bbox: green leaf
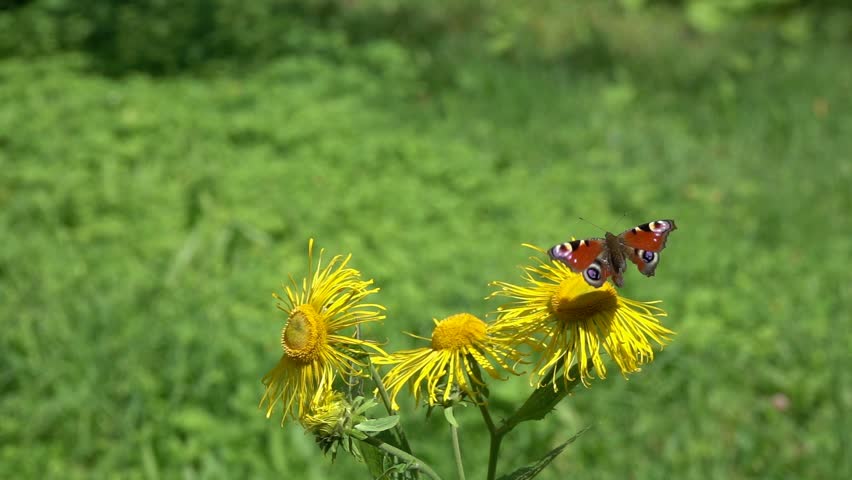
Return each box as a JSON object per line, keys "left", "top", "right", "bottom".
{"left": 496, "top": 427, "right": 590, "bottom": 480}
{"left": 443, "top": 406, "right": 459, "bottom": 428}
{"left": 353, "top": 397, "right": 378, "bottom": 416}
{"left": 504, "top": 365, "right": 581, "bottom": 430}
{"left": 359, "top": 440, "right": 387, "bottom": 478}
{"left": 358, "top": 435, "right": 419, "bottom": 480}
{"left": 354, "top": 416, "right": 400, "bottom": 433}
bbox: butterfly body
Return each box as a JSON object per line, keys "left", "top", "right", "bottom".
{"left": 548, "top": 220, "right": 677, "bottom": 288}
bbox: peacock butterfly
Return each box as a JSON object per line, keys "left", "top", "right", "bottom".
{"left": 548, "top": 220, "right": 677, "bottom": 288}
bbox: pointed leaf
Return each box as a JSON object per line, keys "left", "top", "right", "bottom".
{"left": 353, "top": 397, "right": 378, "bottom": 416}
{"left": 355, "top": 416, "right": 400, "bottom": 433}
{"left": 504, "top": 365, "right": 581, "bottom": 430}
{"left": 359, "top": 440, "right": 387, "bottom": 478}
{"left": 359, "top": 436, "right": 419, "bottom": 480}
{"left": 496, "top": 427, "right": 590, "bottom": 480}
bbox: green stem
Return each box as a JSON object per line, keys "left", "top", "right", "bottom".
{"left": 450, "top": 423, "right": 466, "bottom": 480}
{"left": 370, "top": 361, "right": 394, "bottom": 415}
{"left": 348, "top": 325, "right": 362, "bottom": 398}
{"left": 483, "top": 363, "right": 581, "bottom": 480}
{"left": 477, "top": 400, "right": 503, "bottom": 480}
{"left": 468, "top": 362, "right": 502, "bottom": 480}
{"left": 486, "top": 428, "right": 503, "bottom": 480}
{"left": 370, "top": 361, "right": 413, "bottom": 454}
{"left": 363, "top": 436, "right": 443, "bottom": 480}
{"left": 478, "top": 398, "right": 497, "bottom": 436}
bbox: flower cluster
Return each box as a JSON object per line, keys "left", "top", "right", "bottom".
{"left": 260, "top": 239, "right": 674, "bottom": 448}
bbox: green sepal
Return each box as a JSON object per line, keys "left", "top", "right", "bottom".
{"left": 443, "top": 405, "right": 459, "bottom": 428}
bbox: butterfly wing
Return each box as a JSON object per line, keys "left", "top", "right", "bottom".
{"left": 548, "top": 238, "right": 611, "bottom": 288}
{"left": 619, "top": 220, "right": 677, "bottom": 277}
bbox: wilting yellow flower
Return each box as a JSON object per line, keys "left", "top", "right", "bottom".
{"left": 375, "top": 313, "right": 524, "bottom": 410}
{"left": 260, "top": 239, "right": 386, "bottom": 423}
{"left": 300, "top": 383, "right": 387, "bottom": 460}
{"left": 301, "top": 386, "right": 348, "bottom": 438}
{"left": 491, "top": 249, "right": 673, "bottom": 387}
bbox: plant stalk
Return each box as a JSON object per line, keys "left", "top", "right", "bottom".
{"left": 483, "top": 363, "right": 582, "bottom": 480}
{"left": 450, "top": 423, "right": 466, "bottom": 480}
{"left": 363, "top": 436, "right": 443, "bottom": 480}
{"left": 370, "top": 361, "right": 413, "bottom": 454}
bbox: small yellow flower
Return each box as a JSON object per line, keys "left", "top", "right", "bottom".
{"left": 375, "top": 313, "right": 524, "bottom": 410}
{"left": 491, "top": 248, "right": 673, "bottom": 387}
{"left": 260, "top": 239, "right": 386, "bottom": 423}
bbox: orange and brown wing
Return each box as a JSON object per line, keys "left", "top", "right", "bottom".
{"left": 549, "top": 238, "right": 604, "bottom": 272}
{"left": 549, "top": 238, "right": 611, "bottom": 287}
{"left": 621, "top": 220, "right": 676, "bottom": 277}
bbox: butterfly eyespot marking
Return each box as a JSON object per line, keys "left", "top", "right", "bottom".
{"left": 651, "top": 220, "right": 672, "bottom": 233}
{"left": 586, "top": 267, "right": 600, "bottom": 280}
{"left": 634, "top": 248, "right": 660, "bottom": 276}
{"left": 582, "top": 262, "right": 605, "bottom": 287}
{"left": 549, "top": 243, "right": 573, "bottom": 261}
{"left": 551, "top": 218, "right": 675, "bottom": 287}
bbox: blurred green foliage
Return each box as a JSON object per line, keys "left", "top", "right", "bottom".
{"left": 2, "top": 0, "right": 851, "bottom": 74}
{"left": 1, "top": 1, "right": 851, "bottom": 479}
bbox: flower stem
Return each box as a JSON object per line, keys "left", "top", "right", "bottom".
{"left": 478, "top": 399, "right": 496, "bottom": 435}
{"left": 348, "top": 325, "right": 363, "bottom": 398}
{"left": 363, "top": 436, "right": 443, "bottom": 480}
{"left": 370, "top": 361, "right": 413, "bottom": 454}
{"left": 486, "top": 427, "right": 504, "bottom": 480}
{"left": 476, "top": 400, "right": 503, "bottom": 480}
{"left": 450, "top": 423, "right": 466, "bottom": 480}
{"left": 468, "top": 363, "right": 502, "bottom": 480}
{"left": 482, "top": 363, "right": 582, "bottom": 480}
{"left": 370, "top": 361, "right": 394, "bottom": 414}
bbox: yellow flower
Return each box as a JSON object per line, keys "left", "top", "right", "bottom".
{"left": 299, "top": 384, "right": 358, "bottom": 459}
{"left": 260, "top": 239, "right": 386, "bottom": 423}
{"left": 490, "top": 248, "right": 673, "bottom": 387}
{"left": 375, "top": 313, "right": 524, "bottom": 411}
{"left": 300, "top": 386, "right": 348, "bottom": 438}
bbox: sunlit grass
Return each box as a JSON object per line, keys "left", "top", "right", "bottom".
{"left": 0, "top": 36, "right": 849, "bottom": 479}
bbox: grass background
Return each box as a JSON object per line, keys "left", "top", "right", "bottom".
{"left": 1, "top": 2, "right": 851, "bottom": 479}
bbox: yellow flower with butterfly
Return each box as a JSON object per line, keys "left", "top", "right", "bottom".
{"left": 492, "top": 220, "right": 677, "bottom": 386}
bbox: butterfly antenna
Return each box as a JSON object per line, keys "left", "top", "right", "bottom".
{"left": 578, "top": 217, "right": 606, "bottom": 233}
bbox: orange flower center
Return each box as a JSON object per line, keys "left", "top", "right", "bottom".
{"left": 431, "top": 313, "right": 487, "bottom": 350}
{"left": 282, "top": 304, "right": 327, "bottom": 363}
{"left": 550, "top": 278, "right": 618, "bottom": 323}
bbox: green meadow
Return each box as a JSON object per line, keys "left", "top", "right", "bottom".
{"left": 1, "top": 2, "right": 850, "bottom": 479}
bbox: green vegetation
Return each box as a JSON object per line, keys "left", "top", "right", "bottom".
{"left": 1, "top": 1, "right": 850, "bottom": 479}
